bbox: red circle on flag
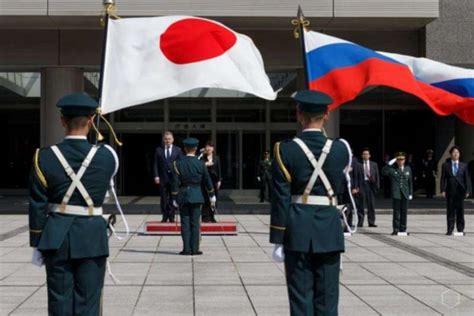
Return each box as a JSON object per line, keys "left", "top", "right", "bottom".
{"left": 160, "top": 18, "right": 237, "bottom": 64}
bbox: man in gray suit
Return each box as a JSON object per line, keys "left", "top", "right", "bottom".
{"left": 441, "top": 146, "right": 472, "bottom": 235}
{"left": 359, "top": 148, "right": 380, "bottom": 227}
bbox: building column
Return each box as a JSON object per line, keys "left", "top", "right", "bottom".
{"left": 325, "top": 109, "right": 340, "bottom": 138}
{"left": 40, "top": 67, "right": 84, "bottom": 146}
{"left": 455, "top": 119, "right": 474, "bottom": 163}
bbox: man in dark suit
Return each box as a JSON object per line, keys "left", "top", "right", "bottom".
{"left": 200, "top": 141, "right": 222, "bottom": 223}
{"left": 153, "top": 131, "right": 183, "bottom": 222}
{"left": 360, "top": 148, "right": 380, "bottom": 227}
{"left": 440, "top": 146, "right": 472, "bottom": 235}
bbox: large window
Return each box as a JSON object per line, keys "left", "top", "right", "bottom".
{"left": 169, "top": 99, "right": 211, "bottom": 122}
{"left": 216, "top": 99, "right": 265, "bottom": 122}
{"left": 114, "top": 101, "right": 164, "bottom": 122}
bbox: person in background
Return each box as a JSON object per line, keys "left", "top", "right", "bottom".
{"left": 382, "top": 152, "right": 413, "bottom": 235}
{"left": 440, "top": 146, "right": 471, "bottom": 235}
{"left": 171, "top": 138, "right": 215, "bottom": 255}
{"left": 153, "top": 131, "right": 183, "bottom": 222}
{"left": 257, "top": 150, "right": 273, "bottom": 202}
{"left": 406, "top": 153, "right": 417, "bottom": 190}
{"left": 200, "top": 141, "right": 222, "bottom": 223}
{"left": 360, "top": 148, "right": 380, "bottom": 227}
{"left": 421, "top": 149, "right": 437, "bottom": 198}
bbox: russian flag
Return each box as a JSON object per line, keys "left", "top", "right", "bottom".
{"left": 304, "top": 30, "right": 474, "bottom": 124}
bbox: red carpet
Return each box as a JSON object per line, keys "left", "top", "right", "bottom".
{"left": 143, "top": 221, "right": 238, "bottom": 235}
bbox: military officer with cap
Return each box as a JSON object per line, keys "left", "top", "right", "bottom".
{"left": 382, "top": 152, "right": 413, "bottom": 235}
{"left": 257, "top": 150, "right": 273, "bottom": 202}
{"left": 270, "top": 90, "right": 351, "bottom": 315}
{"left": 171, "top": 138, "right": 216, "bottom": 255}
{"left": 29, "top": 93, "right": 118, "bottom": 315}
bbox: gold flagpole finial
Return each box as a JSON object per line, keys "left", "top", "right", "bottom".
{"left": 291, "top": 6, "right": 310, "bottom": 39}
{"left": 100, "top": 0, "right": 120, "bottom": 27}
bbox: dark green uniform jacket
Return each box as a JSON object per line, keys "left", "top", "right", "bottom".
{"left": 270, "top": 131, "right": 350, "bottom": 254}
{"left": 29, "top": 138, "right": 117, "bottom": 259}
{"left": 171, "top": 155, "right": 214, "bottom": 204}
{"left": 381, "top": 165, "right": 413, "bottom": 200}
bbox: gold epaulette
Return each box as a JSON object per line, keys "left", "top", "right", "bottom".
{"left": 173, "top": 161, "right": 180, "bottom": 175}
{"left": 33, "top": 149, "right": 48, "bottom": 188}
{"left": 274, "top": 142, "right": 291, "bottom": 183}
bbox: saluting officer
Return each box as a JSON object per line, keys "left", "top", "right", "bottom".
{"left": 257, "top": 150, "right": 273, "bottom": 202}
{"left": 29, "top": 93, "right": 118, "bottom": 315}
{"left": 270, "top": 90, "right": 351, "bottom": 316}
{"left": 172, "top": 138, "right": 215, "bottom": 255}
{"left": 382, "top": 152, "right": 413, "bottom": 235}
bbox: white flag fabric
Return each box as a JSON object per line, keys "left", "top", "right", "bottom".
{"left": 100, "top": 16, "right": 277, "bottom": 114}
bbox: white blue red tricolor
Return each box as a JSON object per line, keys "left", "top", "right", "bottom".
{"left": 303, "top": 30, "right": 474, "bottom": 124}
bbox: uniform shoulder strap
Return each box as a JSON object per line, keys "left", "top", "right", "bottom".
{"left": 274, "top": 141, "right": 291, "bottom": 183}
{"left": 33, "top": 148, "right": 48, "bottom": 188}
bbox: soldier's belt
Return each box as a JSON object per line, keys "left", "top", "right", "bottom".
{"left": 49, "top": 203, "right": 103, "bottom": 216}
{"left": 291, "top": 195, "right": 338, "bottom": 206}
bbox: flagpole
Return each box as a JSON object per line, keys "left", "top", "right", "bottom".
{"left": 292, "top": 6, "right": 311, "bottom": 89}
{"left": 94, "top": 0, "right": 115, "bottom": 144}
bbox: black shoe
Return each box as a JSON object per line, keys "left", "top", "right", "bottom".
{"left": 179, "top": 251, "right": 191, "bottom": 255}
{"left": 446, "top": 231, "right": 453, "bottom": 236}
{"left": 192, "top": 251, "right": 203, "bottom": 256}
{"left": 169, "top": 218, "right": 175, "bottom": 223}
{"left": 357, "top": 224, "right": 363, "bottom": 228}
{"left": 369, "top": 224, "right": 378, "bottom": 228}
{"left": 391, "top": 231, "right": 398, "bottom": 235}
{"left": 210, "top": 217, "right": 217, "bottom": 223}
{"left": 161, "top": 217, "right": 168, "bottom": 223}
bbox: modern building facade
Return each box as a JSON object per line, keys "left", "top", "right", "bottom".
{"left": 1, "top": 0, "right": 473, "bottom": 195}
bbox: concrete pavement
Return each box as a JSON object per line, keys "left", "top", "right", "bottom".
{"left": 1, "top": 214, "right": 473, "bottom": 315}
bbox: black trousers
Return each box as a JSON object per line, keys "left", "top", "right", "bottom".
{"left": 285, "top": 251, "right": 341, "bottom": 316}
{"left": 160, "top": 181, "right": 175, "bottom": 220}
{"left": 446, "top": 193, "right": 465, "bottom": 232}
{"left": 43, "top": 235, "right": 106, "bottom": 316}
{"left": 259, "top": 176, "right": 272, "bottom": 202}
{"left": 424, "top": 176, "right": 436, "bottom": 198}
{"left": 202, "top": 180, "right": 219, "bottom": 222}
{"left": 392, "top": 198, "right": 408, "bottom": 232}
{"left": 360, "top": 181, "right": 376, "bottom": 226}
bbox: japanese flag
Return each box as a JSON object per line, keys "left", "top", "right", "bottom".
{"left": 100, "top": 16, "right": 278, "bottom": 114}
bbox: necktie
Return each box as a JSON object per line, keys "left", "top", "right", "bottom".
{"left": 166, "top": 146, "right": 170, "bottom": 160}
{"left": 454, "top": 162, "right": 458, "bottom": 176}
{"left": 365, "top": 161, "right": 370, "bottom": 178}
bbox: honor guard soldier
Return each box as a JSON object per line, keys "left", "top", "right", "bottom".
{"left": 270, "top": 90, "right": 351, "bottom": 316}
{"left": 172, "top": 138, "right": 216, "bottom": 255}
{"left": 382, "top": 152, "right": 413, "bottom": 235}
{"left": 29, "top": 93, "right": 119, "bottom": 315}
{"left": 257, "top": 150, "right": 273, "bottom": 202}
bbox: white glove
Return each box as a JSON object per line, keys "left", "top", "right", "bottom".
{"left": 210, "top": 195, "right": 217, "bottom": 205}
{"left": 388, "top": 158, "right": 397, "bottom": 166}
{"left": 272, "top": 244, "right": 285, "bottom": 263}
{"left": 257, "top": 177, "right": 261, "bottom": 182}
{"left": 154, "top": 177, "right": 160, "bottom": 184}
{"left": 172, "top": 200, "right": 179, "bottom": 208}
{"left": 409, "top": 195, "right": 413, "bottom": 200}
{"left": 32, "top": 248, "right": 44, "bottom": 267}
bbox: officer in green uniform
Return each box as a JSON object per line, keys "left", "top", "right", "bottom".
{"left": 381, "top": 152, "right": 413, "bottom": 235}
{"left": 29, "top": 93, "right": 118, "bottom": 316}
{"left": 270, "top": 90, "right": 351, "bottom": 316}
{"left": 171, "top": 138, "right": 215, "bottom": 255}
{"left": 257, "top": 150, "right": 273, "bottom": 202}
